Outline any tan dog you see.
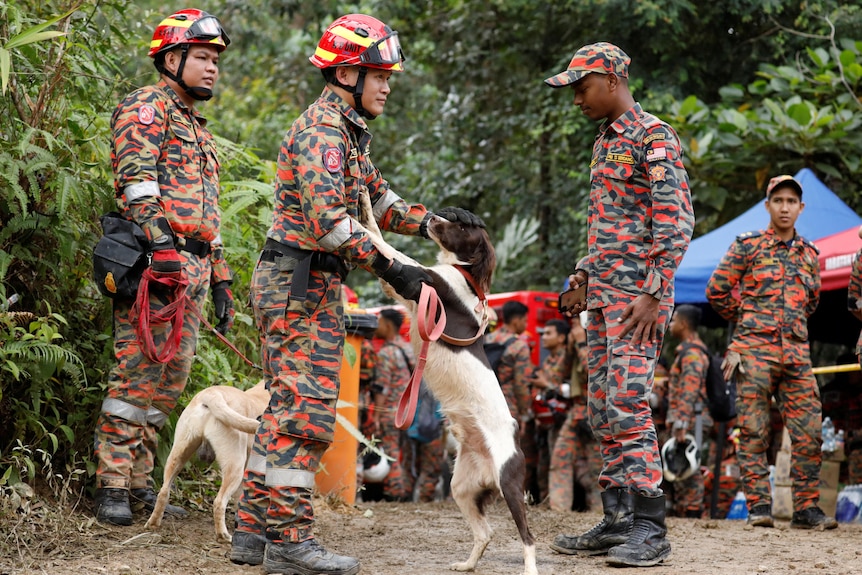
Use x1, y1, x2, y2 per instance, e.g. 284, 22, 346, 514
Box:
145, 381, 269, 542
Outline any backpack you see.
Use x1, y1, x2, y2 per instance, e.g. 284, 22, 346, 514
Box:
684, 343, 737, 422
394, 345, 443, 443
406, 380, 443, 443
484, 335, 517, 379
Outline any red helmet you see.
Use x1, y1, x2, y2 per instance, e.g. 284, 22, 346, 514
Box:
148, 9, 230, 58
310, 14, 404, 72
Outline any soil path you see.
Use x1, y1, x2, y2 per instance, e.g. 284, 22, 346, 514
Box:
3, 500, 861, 575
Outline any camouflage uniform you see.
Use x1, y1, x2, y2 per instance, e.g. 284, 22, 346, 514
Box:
94, 81, 231, 491
579, 103, 694, 494
550, 341, 602, 511
374, 339, 413, 500
533, 346, 572, 501
706, 227, 822, 512
235, 86, 428, 544
666, 338, 713, 516
402, 432, 445, 502
847, 248, 862, 483
486, 326, 532, 420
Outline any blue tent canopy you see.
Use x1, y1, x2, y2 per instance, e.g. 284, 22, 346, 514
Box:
674, 168, 862, 304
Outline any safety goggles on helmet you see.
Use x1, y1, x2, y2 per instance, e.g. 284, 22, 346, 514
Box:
359, 33, 403, 67
185, 15, 231, 47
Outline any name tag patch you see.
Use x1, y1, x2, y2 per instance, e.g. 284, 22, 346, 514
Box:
606, 152, 635, 165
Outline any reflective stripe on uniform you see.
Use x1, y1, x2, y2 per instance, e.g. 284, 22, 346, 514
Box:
124, 180, 161, 202
266, 467, 316, 490
146, 406, 169, 428
372, 190, 401, 222
318, 218, 354, 252
247, 452, 266, 474
101, 397, 149, 424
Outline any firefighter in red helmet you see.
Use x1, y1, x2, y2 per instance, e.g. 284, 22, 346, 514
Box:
92, 8, 233, 526
229, 13, 482, 575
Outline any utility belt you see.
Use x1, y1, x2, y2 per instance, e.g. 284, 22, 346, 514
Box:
260, 238, 349, 302
177, 235, 212, 258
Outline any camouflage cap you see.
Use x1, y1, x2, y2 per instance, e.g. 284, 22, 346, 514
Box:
765, 174, 803, 198
544, 42, 630, 88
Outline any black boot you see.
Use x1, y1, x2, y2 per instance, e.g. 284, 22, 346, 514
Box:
94, 488, 133, 526
264, 539, 360, 575
606, 491, 671, 567
550, 487, 634, 556
130, 487, 189, 517
230, 530, 267, 566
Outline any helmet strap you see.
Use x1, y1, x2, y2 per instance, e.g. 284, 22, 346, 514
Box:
157, 45, 213, 102
331, 67, 375, 120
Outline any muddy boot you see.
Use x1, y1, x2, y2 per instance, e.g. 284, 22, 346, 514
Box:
230, 531, 267, 566
94, 488, 133, 526
130, 487, 189, 517
264, 538, 360, 575
606, 491, 671, 567
549, 487, 633, 556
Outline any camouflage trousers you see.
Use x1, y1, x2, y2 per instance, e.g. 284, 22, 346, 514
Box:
668, 436, 714, 516
94, 252, 210, 490
402, 434, 445, 502
377, 412, 408, 500
548, 405, 602, 512
848, 447, 862, 485
521, 419, 555, 503
235, 260, 343, 543
735, 353, 822, 511
586, 301, 671, 494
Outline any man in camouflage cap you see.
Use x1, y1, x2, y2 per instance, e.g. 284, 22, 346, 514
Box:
229, 14, 482, 575
707, 174, 837, 531
546, 42, 694, 567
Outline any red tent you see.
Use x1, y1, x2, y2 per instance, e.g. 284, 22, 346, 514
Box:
816, 226, 862, 291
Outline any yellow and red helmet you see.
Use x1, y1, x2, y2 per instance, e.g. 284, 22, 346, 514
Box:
310, 14, 404, 72
148, 8, 230, 58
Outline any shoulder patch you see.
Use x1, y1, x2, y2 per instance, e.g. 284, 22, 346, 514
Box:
649, 165, 667, 182
644, 132, 666, 145
736, 230, 763, 241
645, 146, 667, 162
137, 104, 156, 125
323, 147, 343, 173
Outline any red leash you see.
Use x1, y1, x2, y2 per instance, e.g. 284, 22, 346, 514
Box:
131, 268, 188, 364
132, 270, 260, 370
395, 283, 446, 429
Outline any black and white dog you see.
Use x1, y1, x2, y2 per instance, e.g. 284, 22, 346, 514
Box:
358, 197, 537, 575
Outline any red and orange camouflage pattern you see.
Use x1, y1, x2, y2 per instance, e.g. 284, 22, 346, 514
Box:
94, 252, 210, 489
707, 227, 823, 512
374, 339, 414, 500
577, 102, 693, 495
485, 326, 532, 420
849, 247, 862, 357
264, 86, 427, 268
666, 338, 712, 515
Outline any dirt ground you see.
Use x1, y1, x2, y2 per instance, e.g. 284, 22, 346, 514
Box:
2, 496, 861, 575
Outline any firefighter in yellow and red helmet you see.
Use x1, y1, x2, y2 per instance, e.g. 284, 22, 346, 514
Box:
229, 13, 483, 575
92, 8, 233, 526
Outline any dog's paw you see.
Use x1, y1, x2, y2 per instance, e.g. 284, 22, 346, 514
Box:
450, 561, 476, 572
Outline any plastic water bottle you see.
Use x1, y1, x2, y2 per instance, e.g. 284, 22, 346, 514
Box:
835, 485, 862, 523
726, 490, 748, 520
768, 465, 776, 498
822, 417, 836, 452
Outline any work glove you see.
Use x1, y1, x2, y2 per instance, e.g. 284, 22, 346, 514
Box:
720, 350, 745, 382
211, 281, 235, 335
436, 207, 485, 228
150, 248, 183, 280
378, 259, 432, 302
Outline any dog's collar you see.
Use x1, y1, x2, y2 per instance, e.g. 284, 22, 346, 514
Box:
454, 264, 486, 303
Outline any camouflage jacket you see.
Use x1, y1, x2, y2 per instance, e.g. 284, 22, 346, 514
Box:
849, 248, 862, 356
540, 346, 572, 391
376, 337, 414, 408
577, 103, 693, 308
111, 81, 230, 283
487, 326, 532, 420
667, 337, 713, 432
706, 228, 820, 362
267, 87, 428, 271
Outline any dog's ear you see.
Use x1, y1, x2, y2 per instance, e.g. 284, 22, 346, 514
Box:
469, 228, 496, 293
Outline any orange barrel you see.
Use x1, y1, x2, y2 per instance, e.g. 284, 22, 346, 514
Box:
316, 311, 378, 504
